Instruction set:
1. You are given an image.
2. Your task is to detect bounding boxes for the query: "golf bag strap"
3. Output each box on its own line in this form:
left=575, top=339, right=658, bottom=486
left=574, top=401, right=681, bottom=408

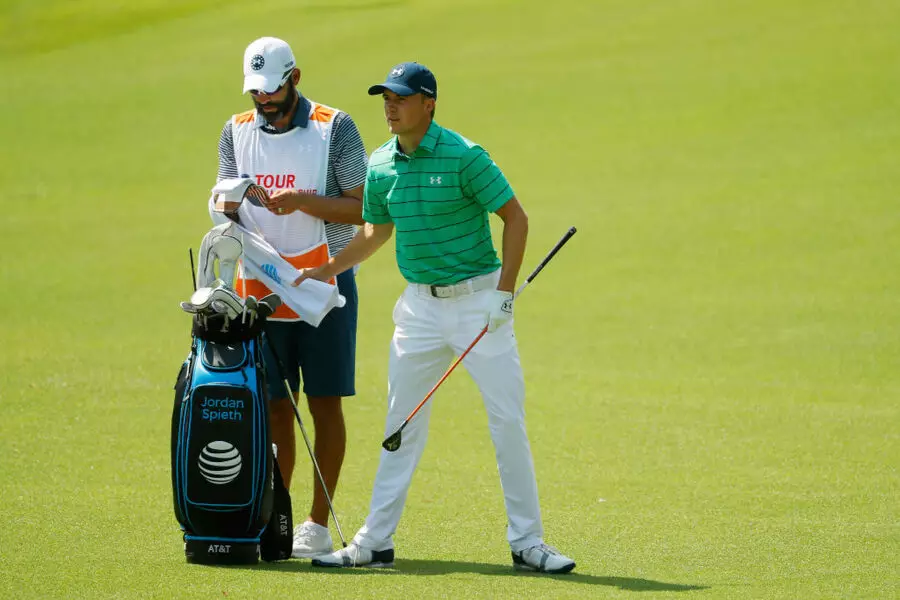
left=260, top=455, right=293, bottom=562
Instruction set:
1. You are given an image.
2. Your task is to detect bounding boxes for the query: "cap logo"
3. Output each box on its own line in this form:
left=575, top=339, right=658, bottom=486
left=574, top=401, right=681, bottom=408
left=391, top=67, right=404, bottom=77
left=250, top=54, right=265, bottom=71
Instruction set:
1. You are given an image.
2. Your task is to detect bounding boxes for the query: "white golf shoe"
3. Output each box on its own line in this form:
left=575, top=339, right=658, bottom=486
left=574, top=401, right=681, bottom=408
left=291, top=521, right=333, bottom=558
left=512, top=543, right=576, bottom=574
left=311, top=543, right=395, bottom=568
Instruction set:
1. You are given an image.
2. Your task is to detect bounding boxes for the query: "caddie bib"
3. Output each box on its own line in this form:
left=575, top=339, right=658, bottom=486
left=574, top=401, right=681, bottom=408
left=230, top=101, right=338, bottom=320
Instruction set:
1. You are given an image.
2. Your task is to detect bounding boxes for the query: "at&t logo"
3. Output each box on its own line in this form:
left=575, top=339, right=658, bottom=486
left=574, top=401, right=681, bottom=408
left=198, top=441, right=242, bottom=485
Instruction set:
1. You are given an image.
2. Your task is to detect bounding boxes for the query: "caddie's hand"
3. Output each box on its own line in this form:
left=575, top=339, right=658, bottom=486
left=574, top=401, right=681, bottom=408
left=291, top=266, right=329, bottom=287
left=485, top=290, right=514, bottom=332
left=265, top=189, right=303, bottom=216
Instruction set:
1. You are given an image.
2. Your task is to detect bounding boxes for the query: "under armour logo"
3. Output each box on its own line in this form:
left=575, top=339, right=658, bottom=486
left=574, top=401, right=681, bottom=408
left=430, top=176, right=442, bottom=184
left=391, top=67, right=404, bottom=77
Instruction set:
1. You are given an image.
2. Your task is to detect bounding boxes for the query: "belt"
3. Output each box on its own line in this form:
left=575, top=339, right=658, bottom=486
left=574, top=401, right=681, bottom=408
left=413, top=272, right=497, bottom=299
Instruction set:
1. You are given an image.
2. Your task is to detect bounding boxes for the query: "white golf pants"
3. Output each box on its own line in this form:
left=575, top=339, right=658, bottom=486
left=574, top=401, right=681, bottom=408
left=353, top=272, right=544, bottom=552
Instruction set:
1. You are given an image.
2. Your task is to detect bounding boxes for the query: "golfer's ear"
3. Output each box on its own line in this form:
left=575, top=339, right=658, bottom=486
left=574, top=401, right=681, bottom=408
left=291, top=68, right=301, bottom=86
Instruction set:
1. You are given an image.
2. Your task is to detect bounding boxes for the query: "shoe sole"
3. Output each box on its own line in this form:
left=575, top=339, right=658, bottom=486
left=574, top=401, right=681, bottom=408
left=513, top=561, right=576, bottom=574
left=311, top=560, right=394, bottom=569
left=292, top=548, right=334, bottom=559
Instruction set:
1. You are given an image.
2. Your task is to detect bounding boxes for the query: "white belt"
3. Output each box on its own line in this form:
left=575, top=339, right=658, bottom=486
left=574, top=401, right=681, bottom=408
left=412, top=272, right=498, bottom=299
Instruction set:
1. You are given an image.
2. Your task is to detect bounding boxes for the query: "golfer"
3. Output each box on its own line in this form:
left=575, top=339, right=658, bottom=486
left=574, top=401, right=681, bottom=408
left=210, top=37, right=368, bottom=558
left=294, top=62, right=575, bottom=573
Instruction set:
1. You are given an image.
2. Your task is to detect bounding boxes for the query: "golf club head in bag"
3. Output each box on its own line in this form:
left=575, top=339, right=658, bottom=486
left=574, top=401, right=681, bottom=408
left=183, top=284, right=245, bottom=317
left=210, top=299, right=239, bottom=320
left=243, top=295, right=258, bottom=326
left=180, top=301, right=200, bottom=314
left=184, top=291, right=282, bottom=344
left=256, top=294, right=282, bottom=320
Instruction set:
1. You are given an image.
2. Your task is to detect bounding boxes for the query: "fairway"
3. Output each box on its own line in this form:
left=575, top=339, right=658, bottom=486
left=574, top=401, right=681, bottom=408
left=1, top=0, right=898, bottom=598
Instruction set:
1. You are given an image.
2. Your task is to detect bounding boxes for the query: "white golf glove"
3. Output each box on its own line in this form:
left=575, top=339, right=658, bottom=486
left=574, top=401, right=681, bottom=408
left=485, top=290, right=514, bottom=332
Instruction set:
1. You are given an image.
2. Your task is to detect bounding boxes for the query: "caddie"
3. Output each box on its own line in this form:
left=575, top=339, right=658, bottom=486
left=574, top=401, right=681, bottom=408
left=293, top=62, right=575, bottom=573
left=210, top=36, right=368, bottom=558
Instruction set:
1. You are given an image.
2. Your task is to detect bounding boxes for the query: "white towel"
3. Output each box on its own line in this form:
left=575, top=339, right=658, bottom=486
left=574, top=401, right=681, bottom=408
left=232, top=223, right=345, bottom=327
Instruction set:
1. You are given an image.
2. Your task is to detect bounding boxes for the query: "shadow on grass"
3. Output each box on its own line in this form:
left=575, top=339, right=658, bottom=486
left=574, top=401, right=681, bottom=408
left=237, top=559, right=708, bottom=592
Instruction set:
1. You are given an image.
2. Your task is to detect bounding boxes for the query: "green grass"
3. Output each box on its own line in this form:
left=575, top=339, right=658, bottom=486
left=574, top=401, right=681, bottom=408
left=1, top=0, right=898, bottom=598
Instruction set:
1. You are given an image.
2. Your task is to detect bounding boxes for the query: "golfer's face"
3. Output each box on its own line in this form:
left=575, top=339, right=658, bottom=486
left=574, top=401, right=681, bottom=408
left=383, top=91, right=429, bottom=134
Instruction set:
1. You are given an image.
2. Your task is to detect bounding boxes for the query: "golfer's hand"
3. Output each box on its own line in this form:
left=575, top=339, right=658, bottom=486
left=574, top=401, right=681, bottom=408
left=485, top=290, right=514, bottom=332
left=292, top=266, right=329, bottom=287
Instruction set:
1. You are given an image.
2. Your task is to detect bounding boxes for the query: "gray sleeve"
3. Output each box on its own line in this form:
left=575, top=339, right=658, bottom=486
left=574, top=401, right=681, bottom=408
left=217, top=120, right=239, bottom=182
left=210, top=120, right=239, bottom=222
left=328, top=112, right=368, bottom=193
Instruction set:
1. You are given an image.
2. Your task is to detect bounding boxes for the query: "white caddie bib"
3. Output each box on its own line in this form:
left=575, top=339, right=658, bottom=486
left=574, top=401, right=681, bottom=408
left=229, top=101, right=338, bottom=320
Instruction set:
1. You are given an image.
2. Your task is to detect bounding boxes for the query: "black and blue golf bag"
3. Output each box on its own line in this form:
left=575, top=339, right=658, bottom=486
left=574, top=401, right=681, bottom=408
left=171, top=311, right=292, bottom=565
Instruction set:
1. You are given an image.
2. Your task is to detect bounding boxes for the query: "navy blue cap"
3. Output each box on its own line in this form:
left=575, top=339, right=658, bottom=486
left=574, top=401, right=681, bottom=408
left=368, top=62, right=437, bottom=99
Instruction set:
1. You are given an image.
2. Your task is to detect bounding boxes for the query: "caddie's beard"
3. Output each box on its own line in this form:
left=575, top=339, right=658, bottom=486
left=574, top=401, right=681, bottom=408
left=254, top=87, right=298, bottom=125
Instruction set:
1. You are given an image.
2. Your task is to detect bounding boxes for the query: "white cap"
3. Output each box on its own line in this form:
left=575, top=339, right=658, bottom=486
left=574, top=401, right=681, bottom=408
left=242, top=37, right=296, bottom=94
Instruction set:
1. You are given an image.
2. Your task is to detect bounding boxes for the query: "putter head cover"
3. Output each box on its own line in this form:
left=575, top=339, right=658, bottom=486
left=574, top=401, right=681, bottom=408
left=196, top=222, right=243, bottom=289
left=211, top=177, right=261, bottom=212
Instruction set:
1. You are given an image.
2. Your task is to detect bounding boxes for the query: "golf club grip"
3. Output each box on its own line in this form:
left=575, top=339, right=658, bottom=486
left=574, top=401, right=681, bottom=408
left=525, top=227, right=577, bottom=284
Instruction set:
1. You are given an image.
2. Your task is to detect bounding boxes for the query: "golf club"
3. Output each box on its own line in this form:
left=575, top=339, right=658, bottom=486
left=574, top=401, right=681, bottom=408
left=382, top=226, right=577, bottom=452
left=260, top=326, right=348, bottom=548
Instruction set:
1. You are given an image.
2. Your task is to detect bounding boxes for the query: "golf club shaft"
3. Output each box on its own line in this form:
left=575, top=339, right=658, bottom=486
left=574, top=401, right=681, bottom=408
left=392, top=325, right=489, bottom=440
left=261, top=329, right=348, bottom=547
left=384, top=226, right=578, bottom=447
left=189, top=248, right=197, bottom=292
left=281, top=379, right=348, bottom=547
left=240, top=233, right=247, bottom=325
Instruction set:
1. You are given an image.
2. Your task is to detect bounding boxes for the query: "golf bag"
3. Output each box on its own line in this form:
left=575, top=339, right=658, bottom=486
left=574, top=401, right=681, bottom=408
left=171, top=311, right=293, bottom=565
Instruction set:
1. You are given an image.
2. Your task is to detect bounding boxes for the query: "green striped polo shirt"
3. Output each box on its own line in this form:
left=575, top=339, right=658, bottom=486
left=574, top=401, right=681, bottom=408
left=363, top=120, right=514, bottom=285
